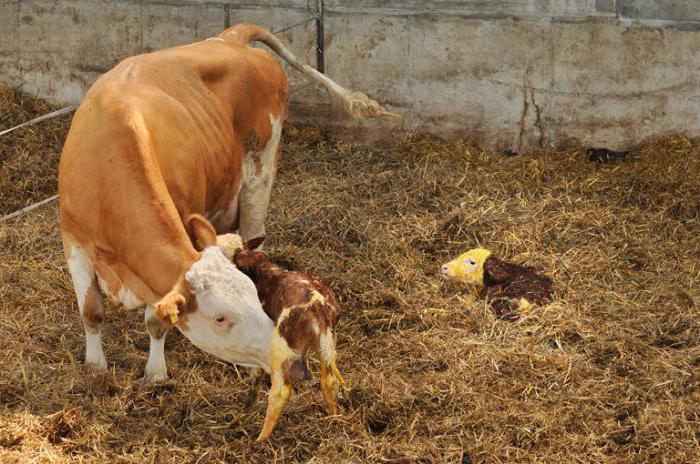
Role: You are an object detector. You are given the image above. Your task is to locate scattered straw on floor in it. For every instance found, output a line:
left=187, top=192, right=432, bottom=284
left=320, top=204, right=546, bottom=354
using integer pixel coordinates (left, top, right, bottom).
left=0, top=88, right=699, bottom=463
left=0, top=84, right=71, bottom=216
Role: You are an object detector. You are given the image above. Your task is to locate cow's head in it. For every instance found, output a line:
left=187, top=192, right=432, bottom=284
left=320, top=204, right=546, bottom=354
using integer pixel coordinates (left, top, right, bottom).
left=156, top=215, right=274, bottom=372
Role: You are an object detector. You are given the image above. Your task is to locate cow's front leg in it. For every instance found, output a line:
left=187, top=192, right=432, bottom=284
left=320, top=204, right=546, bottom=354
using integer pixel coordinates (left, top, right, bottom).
left=144, top=306, right=170, bottom=381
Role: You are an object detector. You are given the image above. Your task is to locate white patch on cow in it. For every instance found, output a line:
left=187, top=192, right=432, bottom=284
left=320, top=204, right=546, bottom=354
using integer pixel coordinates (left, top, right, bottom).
left=206, top=37, right=225, bottom=42
left=66, top=245, right=93, bottom=312
left=84, top=328, right=107, bottom=370
left=144, top=336, right=168, bottom=381
left=243, top=114, right=282, bottom=182
left=319, top=329, right=334, bottom=363
left=311, top=322, right=320, bottom=336
left=97, top=276, right=110, bottom=298
left=179, top=246, right=274, bottom=371
left=96, top=275, right=144, bottom=309
left=117, top=286, right=144, bottom=310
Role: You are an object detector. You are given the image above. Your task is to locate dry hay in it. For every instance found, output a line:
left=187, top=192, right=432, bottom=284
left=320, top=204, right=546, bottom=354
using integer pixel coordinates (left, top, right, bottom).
left=1, top=87, right=699, bottom=463
left=0, top=84, right=72, bottom=216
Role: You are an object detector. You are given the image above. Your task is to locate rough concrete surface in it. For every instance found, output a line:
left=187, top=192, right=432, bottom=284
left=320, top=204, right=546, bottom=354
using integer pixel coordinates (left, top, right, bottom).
left=1, top=0, right=698, bottom=151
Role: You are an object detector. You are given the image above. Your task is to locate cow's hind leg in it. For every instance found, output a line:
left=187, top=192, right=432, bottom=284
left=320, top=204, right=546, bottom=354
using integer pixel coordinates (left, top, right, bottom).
left=64, top=242, right=107, bottom=370
left=238, top=115, right=283, bottom=245
left=319, top=329, right=346, bottom=415
left=144, top=306, right=170, bottom=381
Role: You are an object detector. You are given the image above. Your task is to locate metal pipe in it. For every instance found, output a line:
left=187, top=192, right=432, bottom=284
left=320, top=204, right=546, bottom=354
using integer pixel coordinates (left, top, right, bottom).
left=315, top=0, right=325, bottom=73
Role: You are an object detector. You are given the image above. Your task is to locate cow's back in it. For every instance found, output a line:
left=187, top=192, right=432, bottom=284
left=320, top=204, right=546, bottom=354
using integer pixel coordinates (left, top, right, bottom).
left=59, top=38, right=288, bottom=303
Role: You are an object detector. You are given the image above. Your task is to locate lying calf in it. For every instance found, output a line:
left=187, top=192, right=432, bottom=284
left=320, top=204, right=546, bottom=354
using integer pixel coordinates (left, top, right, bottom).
left=441, top=247, right=553, bottom=321
left=230, top=236, right=346, bottom=440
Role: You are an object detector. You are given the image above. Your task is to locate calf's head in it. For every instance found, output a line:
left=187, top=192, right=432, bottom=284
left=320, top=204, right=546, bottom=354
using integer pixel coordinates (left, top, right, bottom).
left=441, top=247, right=492, bottom=286
left=232, top=236, right=268, bottom=276
left=157, top=215, right=274, bottom=372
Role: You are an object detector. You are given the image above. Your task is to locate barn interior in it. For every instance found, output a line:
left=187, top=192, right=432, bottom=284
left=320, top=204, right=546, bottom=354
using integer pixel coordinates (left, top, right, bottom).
left=1, top=83, right=698, bottom=463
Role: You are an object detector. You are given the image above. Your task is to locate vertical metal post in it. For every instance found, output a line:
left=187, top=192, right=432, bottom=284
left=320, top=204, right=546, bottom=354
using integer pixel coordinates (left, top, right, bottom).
left=315, top=0, right=325, bottom=73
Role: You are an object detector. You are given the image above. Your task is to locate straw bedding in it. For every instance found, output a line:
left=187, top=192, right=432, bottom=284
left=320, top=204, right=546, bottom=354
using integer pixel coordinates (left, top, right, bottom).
left=0, top=85, right=70, bottom=217
left=1, top=83, right=699, bottom=463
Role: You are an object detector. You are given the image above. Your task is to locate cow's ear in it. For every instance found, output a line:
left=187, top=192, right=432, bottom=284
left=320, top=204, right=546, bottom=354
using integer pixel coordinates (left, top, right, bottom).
left=186, top=214, right=217, bottom=251
left=245, top=235, right=265, bottom=250
left=154, top=289, right=188, bottom=324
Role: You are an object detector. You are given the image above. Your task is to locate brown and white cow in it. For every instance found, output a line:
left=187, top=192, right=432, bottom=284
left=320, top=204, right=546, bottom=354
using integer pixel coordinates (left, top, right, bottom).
left=59, top=23, right=395, bottom=381
left=232, top=237, right=345, bottom=440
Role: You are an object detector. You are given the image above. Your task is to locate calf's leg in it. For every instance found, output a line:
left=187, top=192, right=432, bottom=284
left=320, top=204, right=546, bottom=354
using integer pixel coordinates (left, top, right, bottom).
left=257, top=330, right=294, bottom=441
left=258, top=365, right=291, bottom=441
left=319, top=329, right=346, bottom=415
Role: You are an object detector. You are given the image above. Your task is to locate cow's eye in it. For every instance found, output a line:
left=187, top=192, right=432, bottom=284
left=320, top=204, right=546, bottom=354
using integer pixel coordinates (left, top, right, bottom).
left=215, top=315, right=227, bottom=325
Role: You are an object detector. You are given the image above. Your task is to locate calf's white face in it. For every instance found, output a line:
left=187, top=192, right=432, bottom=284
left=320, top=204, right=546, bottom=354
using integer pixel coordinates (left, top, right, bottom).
left=178, top=246, right=273, bottom=371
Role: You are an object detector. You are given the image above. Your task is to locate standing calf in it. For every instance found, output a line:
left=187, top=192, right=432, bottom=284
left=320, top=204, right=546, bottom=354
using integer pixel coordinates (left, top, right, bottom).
left=232, top=237, right=346, bottom=440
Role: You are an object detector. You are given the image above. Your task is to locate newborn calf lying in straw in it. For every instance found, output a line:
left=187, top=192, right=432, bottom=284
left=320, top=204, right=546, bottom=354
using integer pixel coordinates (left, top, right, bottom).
left=218, top=234, right=346, bottom=440
left=442, top=248, right=553, bottom=321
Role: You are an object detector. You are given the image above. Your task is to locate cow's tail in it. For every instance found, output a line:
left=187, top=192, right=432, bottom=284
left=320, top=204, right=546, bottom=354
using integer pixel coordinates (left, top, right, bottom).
left=220, top=23, right=399, bottom=119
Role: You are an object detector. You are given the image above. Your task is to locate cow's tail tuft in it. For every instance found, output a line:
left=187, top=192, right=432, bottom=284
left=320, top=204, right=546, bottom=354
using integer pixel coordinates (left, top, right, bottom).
left=220, top=23, right=399, bottom=119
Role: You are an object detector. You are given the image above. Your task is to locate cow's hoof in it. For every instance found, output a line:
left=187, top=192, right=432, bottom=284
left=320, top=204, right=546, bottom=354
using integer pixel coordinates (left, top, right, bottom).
left=256, top=433, right=270, bottom=442
left=85, top=355, right=108, bottom=371
left=143, top=367, right=168, bottom=382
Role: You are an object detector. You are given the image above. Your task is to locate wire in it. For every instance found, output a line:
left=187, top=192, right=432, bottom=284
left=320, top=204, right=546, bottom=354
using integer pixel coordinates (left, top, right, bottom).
left=272, top=16, right=316, bottom=35
left=0, top=194, right=59, bottom=223
left=0, top=105, right=77, bottom=137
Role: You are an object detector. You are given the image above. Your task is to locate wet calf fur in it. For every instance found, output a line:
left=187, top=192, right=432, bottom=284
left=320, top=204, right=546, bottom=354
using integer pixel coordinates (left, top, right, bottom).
left=233, top=238, right=345, bottom=440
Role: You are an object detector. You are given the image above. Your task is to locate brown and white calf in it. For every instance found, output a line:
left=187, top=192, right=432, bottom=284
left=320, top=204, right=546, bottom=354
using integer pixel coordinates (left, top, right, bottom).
left=232, top=238, right=345, bottom=440
left=58, top=23, right=394, bottom=381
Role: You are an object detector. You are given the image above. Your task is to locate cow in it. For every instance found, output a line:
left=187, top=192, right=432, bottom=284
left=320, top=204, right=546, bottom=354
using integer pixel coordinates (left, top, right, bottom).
left=232, top=237, right=345, bottom=440
left=58, top=23, right=395, bottom=382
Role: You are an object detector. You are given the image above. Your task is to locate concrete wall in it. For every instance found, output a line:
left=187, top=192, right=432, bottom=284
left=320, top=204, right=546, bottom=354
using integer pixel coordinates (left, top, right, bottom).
left=1, top=1, right=699, bottom=152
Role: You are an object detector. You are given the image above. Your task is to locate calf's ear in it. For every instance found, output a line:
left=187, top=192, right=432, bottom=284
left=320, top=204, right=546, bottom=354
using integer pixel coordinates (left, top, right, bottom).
left=245, top=234, right=265, bottom=250
left=186, top=214, right=217, bottom=251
